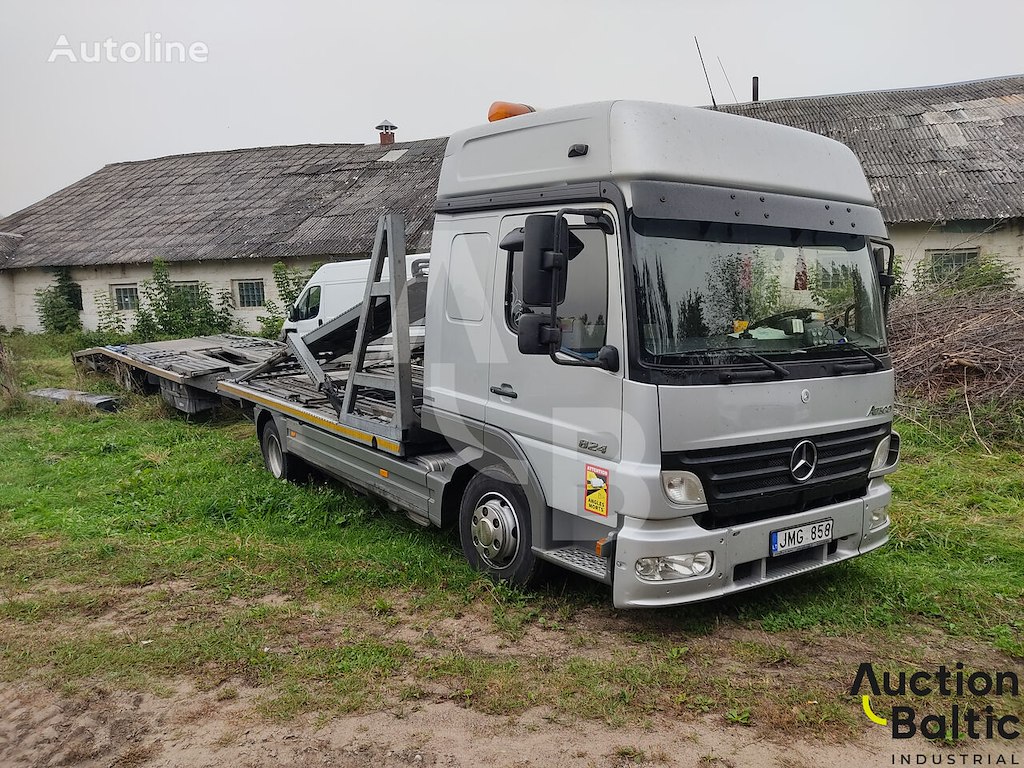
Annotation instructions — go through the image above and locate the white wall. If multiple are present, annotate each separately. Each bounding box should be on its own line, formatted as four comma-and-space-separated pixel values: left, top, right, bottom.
887, 219, 1024, 287
2, 256, 330, 333
0, 271, 14, 331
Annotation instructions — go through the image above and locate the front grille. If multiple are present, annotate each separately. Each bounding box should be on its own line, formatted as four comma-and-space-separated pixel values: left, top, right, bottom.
664, 423, 889, 529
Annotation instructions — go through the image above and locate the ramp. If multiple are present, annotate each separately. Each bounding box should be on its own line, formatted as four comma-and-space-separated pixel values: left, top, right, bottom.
226, 214, 432, 456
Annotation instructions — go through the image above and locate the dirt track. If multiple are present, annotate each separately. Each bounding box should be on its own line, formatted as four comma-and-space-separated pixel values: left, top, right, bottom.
3, 680, 1021, 768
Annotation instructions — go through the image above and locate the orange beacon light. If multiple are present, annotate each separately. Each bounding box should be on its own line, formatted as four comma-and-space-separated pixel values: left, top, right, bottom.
487, 101, 536, 122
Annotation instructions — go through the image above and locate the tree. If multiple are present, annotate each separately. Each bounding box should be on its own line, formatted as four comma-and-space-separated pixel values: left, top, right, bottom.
34, 267, 83, 334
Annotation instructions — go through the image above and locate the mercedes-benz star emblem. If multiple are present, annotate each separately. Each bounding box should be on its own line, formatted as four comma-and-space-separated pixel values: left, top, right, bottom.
790, 439, 818, 483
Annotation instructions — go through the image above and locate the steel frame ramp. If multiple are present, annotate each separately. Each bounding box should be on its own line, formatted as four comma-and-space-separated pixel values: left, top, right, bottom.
231, 213, 427, 456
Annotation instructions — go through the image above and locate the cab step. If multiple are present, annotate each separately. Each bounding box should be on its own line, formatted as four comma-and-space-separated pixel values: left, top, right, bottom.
539, 547, 611, 583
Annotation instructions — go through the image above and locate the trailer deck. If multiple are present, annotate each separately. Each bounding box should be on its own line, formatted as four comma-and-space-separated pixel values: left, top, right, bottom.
73, 334, 286, 413
75, 215, 433, 458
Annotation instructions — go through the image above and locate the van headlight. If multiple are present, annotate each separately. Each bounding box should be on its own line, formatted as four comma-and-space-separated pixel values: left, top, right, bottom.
661, 471, 706, 507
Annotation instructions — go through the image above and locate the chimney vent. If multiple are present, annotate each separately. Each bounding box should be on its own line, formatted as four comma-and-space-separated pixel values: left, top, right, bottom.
752, 76, 759, 103
375, 119, 397, 146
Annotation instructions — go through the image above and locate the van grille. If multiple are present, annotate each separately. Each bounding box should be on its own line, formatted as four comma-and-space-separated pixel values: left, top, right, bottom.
663, 423, 889, 529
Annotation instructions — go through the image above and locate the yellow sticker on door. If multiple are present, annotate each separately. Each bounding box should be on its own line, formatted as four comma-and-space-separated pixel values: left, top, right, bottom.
585, 464, 610, 516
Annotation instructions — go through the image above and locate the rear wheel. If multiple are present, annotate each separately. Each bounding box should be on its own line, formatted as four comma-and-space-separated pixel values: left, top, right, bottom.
260, 419, 305, 482
459, 467, 540, 587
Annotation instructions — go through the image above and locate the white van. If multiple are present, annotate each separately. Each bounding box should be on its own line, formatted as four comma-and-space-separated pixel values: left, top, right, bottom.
283, 255, 429, 337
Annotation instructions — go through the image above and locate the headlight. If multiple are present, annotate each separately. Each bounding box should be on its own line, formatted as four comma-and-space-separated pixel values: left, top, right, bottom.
871, 435, 891, 471
635, 552, 714, 581
661, 471, 706, 506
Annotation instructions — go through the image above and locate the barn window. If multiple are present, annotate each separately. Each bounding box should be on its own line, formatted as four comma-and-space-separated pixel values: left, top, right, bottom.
925, 247, 979, 281
111, 284, 139, 311
172, 281, 202, 302
235, 279, 265, 308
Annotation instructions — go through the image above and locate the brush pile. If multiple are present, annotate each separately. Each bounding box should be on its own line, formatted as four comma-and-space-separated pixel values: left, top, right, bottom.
889, 287, 1024, 406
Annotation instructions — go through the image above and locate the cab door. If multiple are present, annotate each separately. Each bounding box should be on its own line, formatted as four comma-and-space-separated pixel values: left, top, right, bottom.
485, 209, 624, 532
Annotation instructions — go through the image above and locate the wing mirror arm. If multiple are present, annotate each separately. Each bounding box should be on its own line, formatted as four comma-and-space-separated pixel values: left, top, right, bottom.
549, 345, 620, 372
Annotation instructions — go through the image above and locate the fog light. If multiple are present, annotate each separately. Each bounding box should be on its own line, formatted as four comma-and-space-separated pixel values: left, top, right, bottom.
661, 471, 706, 506
869, 509, 888, 530
635, 552, 714, 582
870, 435, 891, 471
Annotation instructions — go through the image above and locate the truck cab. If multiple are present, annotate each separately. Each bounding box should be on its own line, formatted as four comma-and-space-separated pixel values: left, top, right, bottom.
422, 100, 899, 607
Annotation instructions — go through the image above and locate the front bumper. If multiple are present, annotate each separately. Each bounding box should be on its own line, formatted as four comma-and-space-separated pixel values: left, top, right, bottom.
611, 477, 891, 608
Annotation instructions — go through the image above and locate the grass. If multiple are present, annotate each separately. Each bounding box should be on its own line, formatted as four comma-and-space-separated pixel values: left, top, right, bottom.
1, 333, 1023, 739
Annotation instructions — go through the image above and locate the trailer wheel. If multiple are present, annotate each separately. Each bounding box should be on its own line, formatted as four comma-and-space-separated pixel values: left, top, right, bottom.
260, 420, 304, 482
459, 467, 539, 587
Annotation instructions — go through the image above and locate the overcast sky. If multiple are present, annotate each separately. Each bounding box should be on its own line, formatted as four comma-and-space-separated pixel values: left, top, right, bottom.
1, 0, 1022, 217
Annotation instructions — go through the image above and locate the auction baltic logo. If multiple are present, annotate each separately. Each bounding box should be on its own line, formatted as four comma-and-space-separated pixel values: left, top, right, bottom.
851, 662, 1021, 765
47, 34, 208, 63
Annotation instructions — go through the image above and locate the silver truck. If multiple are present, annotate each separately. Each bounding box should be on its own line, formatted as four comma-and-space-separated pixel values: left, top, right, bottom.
78, 100, 900, 608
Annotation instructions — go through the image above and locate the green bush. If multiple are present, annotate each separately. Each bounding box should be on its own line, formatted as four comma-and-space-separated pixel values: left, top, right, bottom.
131, 259, 236, 340
911, 253, 1018, 293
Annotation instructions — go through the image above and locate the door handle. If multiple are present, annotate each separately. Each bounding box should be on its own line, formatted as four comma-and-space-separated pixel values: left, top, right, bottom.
490, 384, 518, 399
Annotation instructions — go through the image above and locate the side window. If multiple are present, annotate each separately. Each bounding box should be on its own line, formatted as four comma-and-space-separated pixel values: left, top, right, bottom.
506, 226, 608, 355
295, 285, 321, 321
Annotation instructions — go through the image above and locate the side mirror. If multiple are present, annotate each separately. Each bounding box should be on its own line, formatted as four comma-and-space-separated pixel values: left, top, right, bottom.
499, 227, 525, 253
873, 247, 886, 275
871, 240, 896, 318
522, 215, 568, 306
287, 305, 298, 322
517, 313, 561, 355
596, 345, 620, 373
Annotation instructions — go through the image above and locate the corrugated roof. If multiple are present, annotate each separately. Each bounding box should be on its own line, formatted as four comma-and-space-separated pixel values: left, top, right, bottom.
0, 138, 446, 269
0, 232, 23, 265
3, 76, 1022, 271
719, 75, 1024, 224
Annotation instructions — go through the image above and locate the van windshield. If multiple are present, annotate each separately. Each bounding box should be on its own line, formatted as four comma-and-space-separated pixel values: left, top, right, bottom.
630, 217, 885, 367
293, 285, 321, 321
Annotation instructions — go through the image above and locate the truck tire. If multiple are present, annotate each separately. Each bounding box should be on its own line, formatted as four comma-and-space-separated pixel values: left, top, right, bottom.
260, 420, 305, 482
459, 467, 540, 587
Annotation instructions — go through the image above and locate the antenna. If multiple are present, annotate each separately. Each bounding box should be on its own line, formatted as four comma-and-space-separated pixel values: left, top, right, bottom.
717, 56, 738, 103
694, 37, 717, 110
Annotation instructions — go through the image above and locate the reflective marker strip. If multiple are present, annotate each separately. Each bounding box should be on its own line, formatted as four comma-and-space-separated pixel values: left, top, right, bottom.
218, 381, 403, 455
376, 437, 401, 454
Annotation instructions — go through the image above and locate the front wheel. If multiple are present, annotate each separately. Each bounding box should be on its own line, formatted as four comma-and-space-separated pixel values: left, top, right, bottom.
459, 467, 540, 587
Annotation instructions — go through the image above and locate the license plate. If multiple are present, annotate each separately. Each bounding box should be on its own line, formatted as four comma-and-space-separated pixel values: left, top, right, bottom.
770, 519, 833, 556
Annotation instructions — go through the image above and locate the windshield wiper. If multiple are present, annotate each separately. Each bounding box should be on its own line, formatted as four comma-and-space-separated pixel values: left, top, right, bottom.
697, 348, 790, 380
820, 338, 884, 371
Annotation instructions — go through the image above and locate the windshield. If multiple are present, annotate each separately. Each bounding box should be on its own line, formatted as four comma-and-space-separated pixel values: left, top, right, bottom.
631, 217, 886, 366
